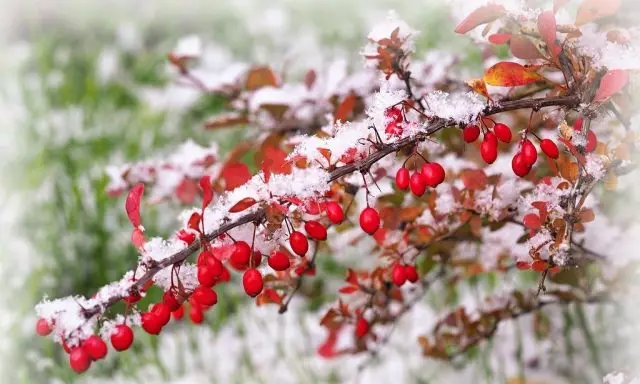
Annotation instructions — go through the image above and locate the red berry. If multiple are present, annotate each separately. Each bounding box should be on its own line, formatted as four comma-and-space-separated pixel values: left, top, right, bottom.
251, 250, 262, 268
355, 317, 369, 338
540, 139, 559, 159
152, 302, 172, 326
141, 312, 162, 335
177, 229, 196, 245
325, 202, 344, 224
172, 305, 184, 320
192, 286, 218, 307
421, 162, 445, 187
493, 123, 512, 143
242, 268, 264, 297
462, 124, 480, 143
204, 254, 223, 277
69, 347, 91, 373
83, 335, 107, 361
268, 251, 291, 271
512, 153, 531, 177
197, 265, 217, 287
219, 265, 231, 282
574, 117, 584, 131
189, 304, 204, 324
304, 220, 327, 241
36, 318, 52, 336
110, 325, 134, 351
385, 121, 403, 136
409, 172, 426, 196
585, 130, 597, 152
162, 291, 181, 312
405, 265, 418, 283
230, 241, 251, 270
289, 231, 309, 256
480, 134, 498, 164
521, 139, 538, 165
395, 167, 410, 190
359, 207, 380, 235
385, 106, 403, 123
62, 340, 73, 354
391, 264, 407, 286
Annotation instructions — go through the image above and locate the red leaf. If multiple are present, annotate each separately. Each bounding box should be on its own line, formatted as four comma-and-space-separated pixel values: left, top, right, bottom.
488, 33, 512, 44
593, 70, 629, 102
515, 261, 531, 270
531, 260, 548, 272
261, 146, 292, 176
345, 268, 359, 285
221, 163, 251, 191
455, 4, 505, 34
523, 213, 542, 230
484, 62, 543, 86
317, 148, 332, 166
199, 175, 213, 210
304, 69, 317, 90
317, 328, 341, 359
334, 91, 357, 122
576, 0, 622, 25
131, 228, 145, 249
538, 11, 561, 58
187, 212, 201, 231
175, 178, 198, 204
229, 197, 257, 213
509, 35, 544, 60
338, 285, 359, 294
125, 183, 145, 227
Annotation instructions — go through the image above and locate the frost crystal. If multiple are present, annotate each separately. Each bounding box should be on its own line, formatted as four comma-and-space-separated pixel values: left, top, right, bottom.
423, 90, 486, 124
173, 35, 203, 58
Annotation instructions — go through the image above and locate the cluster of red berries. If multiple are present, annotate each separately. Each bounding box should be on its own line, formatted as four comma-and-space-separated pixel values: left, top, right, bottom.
462, 122, 512, 164
384, 106, 404, 136
511, 138, 559, 177
395, 161, 446, 197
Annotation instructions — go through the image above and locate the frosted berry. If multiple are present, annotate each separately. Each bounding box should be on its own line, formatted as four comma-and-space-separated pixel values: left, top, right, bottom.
304, 220, 327, 241
162, 291, 181, 312
395, 167, 410, 190
69, 347, 91, 373
268, 251, 290, 271
192, 286, 218, 307
391, 264, 407, 286
243, 268, 264, 297
480, 133, 498, 164
110, 324, 134, 351
585, 130, 597, 152
83, 335, 107, 361
359, 207, 380, 235
462, 124, 480, 143
493, 122, 512, 143
36, 318, 52, 336
197, 265, 217, 287
230, 241, 251, 270
421, 162, 445, 187
152, 302, 172, 326
540, 139, 559, 159
355, 317, 369, 338
409, 172, 426, 197
405, 265, 419, 283
141, 312, 162, 335
512, 153, 531, 177
289, 231, 309, 256
325, 202, 344, 224
521, 139, 538, 165
189, 304, 204, 324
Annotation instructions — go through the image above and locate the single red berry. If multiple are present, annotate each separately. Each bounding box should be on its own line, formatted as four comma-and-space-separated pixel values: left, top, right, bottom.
585, 130, 597, 152
197, 265, 217, 287
268, 251, 290, 271
204, 255, 223, 278
230, 241, 251, 270
141, 312, 163, 335
512, 153, 531, 177
189, 304, 204, 324
152, 302, 172, 326
325, 202, 344, 224
219, 265, 231, 282
480, 134, 498, 164
242, 268, 264, 297
36, 318, 52, 336
289, 231, 309, 256
395, 167, 410, 190
355, 317, 369, 338
192, 286, 218, 307
385, 121, 403, 136
172, 305, 184, 320
62, 340, 73, 354
359, 207, 380, 235
462, 124, 480, 143
421, 162, 445, 187
409, 172, 426, 197
304, 220, 327, 241
521, 139, 538, 165
162, 291, 181, 312
110, 325, 134, 351
404, 265, 418, 283
493, 122, 512, 143
391, 264, 407, 286
69, 347, 91, 373
176, 229, 196, 245
540, 139, 559, 159
251, 250, 262, 268
385, 106, 403, 123
83, 335, 107, 361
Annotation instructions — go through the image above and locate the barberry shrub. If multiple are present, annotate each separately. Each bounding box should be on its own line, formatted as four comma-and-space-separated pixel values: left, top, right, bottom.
34, 1, 638, 379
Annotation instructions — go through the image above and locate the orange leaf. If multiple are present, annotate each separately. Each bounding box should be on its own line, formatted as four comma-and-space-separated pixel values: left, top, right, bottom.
454, 4, 505, 34
338, 285, 359, 294
484, 62, 543, 86
221, 163, 251, 191
538, 11, 562, 58
246, 66, 278, 91
593, 70, 629, 102
460, 169, 488, 190
466, 78, 490, 99
229, 197, 257, 213
334, 91, 357, 122
488, 33, 512, 44
509, 35, 544, 60
515, 261, 531, 270
578, 208, 595, 223
531, 260, 548, 272
576, 0, 622, 25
